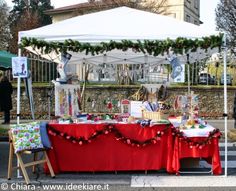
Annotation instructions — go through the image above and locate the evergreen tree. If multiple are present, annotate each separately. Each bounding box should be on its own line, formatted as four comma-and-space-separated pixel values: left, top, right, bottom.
216, 0, 236, 51
0, 0, 10, 50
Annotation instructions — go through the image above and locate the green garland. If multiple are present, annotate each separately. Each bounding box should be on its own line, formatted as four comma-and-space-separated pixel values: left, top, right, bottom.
20, 34, 223, 56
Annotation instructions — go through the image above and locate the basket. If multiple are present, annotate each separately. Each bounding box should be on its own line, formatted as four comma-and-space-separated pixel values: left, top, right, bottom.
142, 111, 169, 121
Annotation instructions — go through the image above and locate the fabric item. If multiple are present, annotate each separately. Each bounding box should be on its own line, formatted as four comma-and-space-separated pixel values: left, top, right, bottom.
45, 123, 222, 175
40, 122, 52, 149
54, 84, 80, 117
169, 57, 183, 79
11, 122, 44, 153
46, 123, 174, 174
172, 136, 222, 175
0, 78, 13, 111
169, 117, 215, 137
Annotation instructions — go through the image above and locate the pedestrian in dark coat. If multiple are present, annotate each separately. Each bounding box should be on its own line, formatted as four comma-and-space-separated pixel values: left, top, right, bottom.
0, 75, 13, 124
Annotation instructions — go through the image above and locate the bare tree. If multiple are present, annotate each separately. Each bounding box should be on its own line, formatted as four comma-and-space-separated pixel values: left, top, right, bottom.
8, 0, 53, 53
0, 0, 10, 50
83, 0, 168, 14
9, 9, 40, 53
139, 0, 168, 14
216, 0, 236, 51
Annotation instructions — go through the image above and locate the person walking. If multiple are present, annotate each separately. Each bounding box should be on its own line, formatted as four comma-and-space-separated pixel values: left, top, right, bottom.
0, 75, 13, 124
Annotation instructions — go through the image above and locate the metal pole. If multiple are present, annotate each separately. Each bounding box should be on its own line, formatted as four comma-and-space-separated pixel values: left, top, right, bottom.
17, 49, 21, 125
144, 55, 148, 83
187, 54, 190, 94
223, 33, 228, 177
17, 48, 22, 178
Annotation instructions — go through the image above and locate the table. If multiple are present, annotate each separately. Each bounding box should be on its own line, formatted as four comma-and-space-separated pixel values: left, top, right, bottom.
46, 123, 174, 173
169, 118, 222, 175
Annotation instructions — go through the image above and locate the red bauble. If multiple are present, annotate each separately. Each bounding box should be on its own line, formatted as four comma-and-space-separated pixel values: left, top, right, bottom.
126, 139, 131, 144
107, 102, 112, 109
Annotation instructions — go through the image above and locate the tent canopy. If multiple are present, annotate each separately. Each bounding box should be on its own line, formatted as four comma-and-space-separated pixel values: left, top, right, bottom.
0, 50, 17, 70
19, 6, 219, 43
18, 7, 221, 66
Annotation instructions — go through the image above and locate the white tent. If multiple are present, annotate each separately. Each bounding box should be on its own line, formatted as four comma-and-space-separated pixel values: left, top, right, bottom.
17, 6, 228, 175
19, 6, 218, 42
19, 6, 219, 65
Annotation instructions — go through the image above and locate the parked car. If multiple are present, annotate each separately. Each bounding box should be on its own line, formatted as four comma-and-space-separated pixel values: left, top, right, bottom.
198, 73, 216, 85
220, 74, 233, 85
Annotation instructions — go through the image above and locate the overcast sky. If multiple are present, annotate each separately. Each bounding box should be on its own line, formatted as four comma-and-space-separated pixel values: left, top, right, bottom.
5, 0, 220, 31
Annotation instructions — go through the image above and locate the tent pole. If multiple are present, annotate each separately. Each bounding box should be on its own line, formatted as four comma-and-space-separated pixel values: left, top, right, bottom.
187, 54, 190, 94
17, 49, 21, 125
17, 48, 22, 178
187, 64, 190, 94
81, 61, 86, 112
223, 32, 228, 177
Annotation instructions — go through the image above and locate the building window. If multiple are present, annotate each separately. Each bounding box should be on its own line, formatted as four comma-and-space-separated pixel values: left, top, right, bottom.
186, 14, 191, 22
168, 13, 176, 18
194, 0, 198, 9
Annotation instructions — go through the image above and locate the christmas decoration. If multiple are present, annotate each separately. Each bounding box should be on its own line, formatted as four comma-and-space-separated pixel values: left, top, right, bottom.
20, 35, 222, 57
172, 128, 221, 148
47, 123, 171, 147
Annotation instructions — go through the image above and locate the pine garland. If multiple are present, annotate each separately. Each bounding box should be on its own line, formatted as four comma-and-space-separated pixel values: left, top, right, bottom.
47, 123, 171, 147
172, 128, 221, 148
20, 34, 223, 56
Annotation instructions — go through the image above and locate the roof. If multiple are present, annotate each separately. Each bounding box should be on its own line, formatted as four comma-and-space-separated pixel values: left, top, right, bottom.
45, 1, 132, 15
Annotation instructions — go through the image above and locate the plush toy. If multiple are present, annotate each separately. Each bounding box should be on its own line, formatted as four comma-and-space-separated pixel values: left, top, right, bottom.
167, 55, 183, 79
56, 52, 72, 83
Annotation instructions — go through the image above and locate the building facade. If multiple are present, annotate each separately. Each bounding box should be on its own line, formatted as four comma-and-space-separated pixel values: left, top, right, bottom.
169, 0, 200, 25
46, 0, 201, 25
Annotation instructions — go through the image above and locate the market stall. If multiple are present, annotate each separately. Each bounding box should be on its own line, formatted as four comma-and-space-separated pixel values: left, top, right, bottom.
17, 6, 227, 175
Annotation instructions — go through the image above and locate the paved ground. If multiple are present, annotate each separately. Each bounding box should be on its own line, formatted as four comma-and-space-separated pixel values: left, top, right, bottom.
0, 119, 236, 190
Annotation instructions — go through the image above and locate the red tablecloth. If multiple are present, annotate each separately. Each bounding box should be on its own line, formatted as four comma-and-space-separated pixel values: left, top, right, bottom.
172, 136, 222, 175
46, 123, 174, 173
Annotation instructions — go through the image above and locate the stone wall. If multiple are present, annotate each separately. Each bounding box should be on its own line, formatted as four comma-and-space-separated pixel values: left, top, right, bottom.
2, 85, 236, 120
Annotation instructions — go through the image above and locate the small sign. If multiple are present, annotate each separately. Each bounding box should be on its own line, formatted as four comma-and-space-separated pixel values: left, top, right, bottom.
12, 57, 28, 78
130, 101, 143, 118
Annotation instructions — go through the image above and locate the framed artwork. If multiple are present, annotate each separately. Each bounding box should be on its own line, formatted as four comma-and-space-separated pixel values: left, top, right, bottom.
12, 57, 28, 78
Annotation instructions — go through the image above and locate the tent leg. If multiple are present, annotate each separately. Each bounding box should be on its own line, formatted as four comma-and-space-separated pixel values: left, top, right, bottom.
17, 48, 22, 178
223, 32, 228, 177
